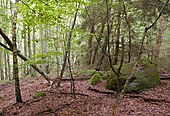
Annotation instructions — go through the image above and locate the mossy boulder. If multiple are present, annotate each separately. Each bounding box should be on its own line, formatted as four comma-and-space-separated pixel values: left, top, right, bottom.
106, 58, 160, 93
88, 72, 102, 85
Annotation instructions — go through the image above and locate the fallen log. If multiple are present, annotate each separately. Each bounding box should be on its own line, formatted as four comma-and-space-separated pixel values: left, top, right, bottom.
160, 77, 170, 80
127, 94, 170, 103
87, 87, 116, 95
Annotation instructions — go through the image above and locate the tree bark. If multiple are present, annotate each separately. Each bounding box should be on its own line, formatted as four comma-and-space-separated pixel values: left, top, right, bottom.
87, 24, 95, 65
32, 26, 36, 76
154, 14, 164, 59
92, 19, 106, 65
23, 21, 27, 75
12, 0, 22, 103
114, 2, 121, 65
27, 25, 32, 74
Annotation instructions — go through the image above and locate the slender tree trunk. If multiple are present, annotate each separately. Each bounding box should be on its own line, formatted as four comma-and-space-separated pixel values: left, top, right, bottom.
52, 4, 79, 89
87, 24, 95, 65
27, 25, 32, 74
122, 1, 132, 63
7, 53, 11, 80
12, 0, 22, 103
154, 14, 164, 59
0, 46, 4, 80
23, 23, 27, 75
40, 25, 49, 73
114, 3, 121, 65
92, 20, 106, 65
4, 52, 7, 80
98, 37, 108, 66
32, 26, 36, 76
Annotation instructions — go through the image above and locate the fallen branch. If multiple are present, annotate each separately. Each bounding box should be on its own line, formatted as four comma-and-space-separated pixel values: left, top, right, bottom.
36, 101, 73, 115
127, 94, 170, 103
60, 92, 89, 96
61, 77, 91, 82
160, 77, 170, 80
88, 87, 116, 95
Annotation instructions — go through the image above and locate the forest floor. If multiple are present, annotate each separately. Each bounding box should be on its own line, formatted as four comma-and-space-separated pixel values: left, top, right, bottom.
0, 75, 170, 116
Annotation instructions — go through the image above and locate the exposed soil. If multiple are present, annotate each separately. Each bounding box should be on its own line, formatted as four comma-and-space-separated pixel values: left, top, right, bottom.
0, 75, 169, 116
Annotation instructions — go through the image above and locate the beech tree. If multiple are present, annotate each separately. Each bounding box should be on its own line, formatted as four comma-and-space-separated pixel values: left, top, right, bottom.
12, 0, 22, 103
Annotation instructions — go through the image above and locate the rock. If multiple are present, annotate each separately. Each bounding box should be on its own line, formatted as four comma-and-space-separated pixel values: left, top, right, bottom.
106, 58, 160, 93
88, 72, 102, 85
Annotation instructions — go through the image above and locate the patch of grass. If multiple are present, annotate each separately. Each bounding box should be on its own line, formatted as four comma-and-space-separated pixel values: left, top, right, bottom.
33, 91, 46, 98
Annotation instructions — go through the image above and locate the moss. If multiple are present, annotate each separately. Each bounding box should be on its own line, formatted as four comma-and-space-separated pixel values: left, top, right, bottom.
33, 91, 46, 98
106, 75, 126, 90
106, 58, 160, 93
88, 73, 102, 85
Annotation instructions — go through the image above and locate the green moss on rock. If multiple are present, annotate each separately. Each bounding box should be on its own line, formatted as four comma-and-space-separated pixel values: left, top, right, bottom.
88, 72, 102, 85
106, 58, 160, 93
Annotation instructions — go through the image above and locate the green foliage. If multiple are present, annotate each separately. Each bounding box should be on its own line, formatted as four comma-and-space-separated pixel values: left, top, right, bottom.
79, 69, 98, 76
33, 91, 46, 98
88, 72, 102, 85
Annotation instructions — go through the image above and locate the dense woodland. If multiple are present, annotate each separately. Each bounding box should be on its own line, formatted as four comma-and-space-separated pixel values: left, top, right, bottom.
0, 0, 170, 115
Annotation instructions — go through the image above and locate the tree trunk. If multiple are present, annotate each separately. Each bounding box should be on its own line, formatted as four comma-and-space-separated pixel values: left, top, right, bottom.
32, 26, 36, 76
0, 45, 4, 80
23, 22, 27, 75
114, 6, 121, 65
7, 53, 11, 80
27, 25, 32, 74
40, 25, 49, 73
87, 24, 95, 65
12, 0, 22, 103
92, 20, 106, 65
154, 14, 164, 59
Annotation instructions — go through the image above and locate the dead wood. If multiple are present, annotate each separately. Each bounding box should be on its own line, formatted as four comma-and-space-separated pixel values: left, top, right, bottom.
88, 87, 116, 95
36, 102, 73, 115
61, 77, 91, 82
60, 92, 89, 96
127, 94, 170, 103
160, 77, 170, 80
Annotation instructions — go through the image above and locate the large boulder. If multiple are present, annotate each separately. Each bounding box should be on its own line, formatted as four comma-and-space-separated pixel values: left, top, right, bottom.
106, 58, 160, 93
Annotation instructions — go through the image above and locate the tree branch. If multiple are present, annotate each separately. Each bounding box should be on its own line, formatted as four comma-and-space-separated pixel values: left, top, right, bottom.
0, 28, 50, 84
